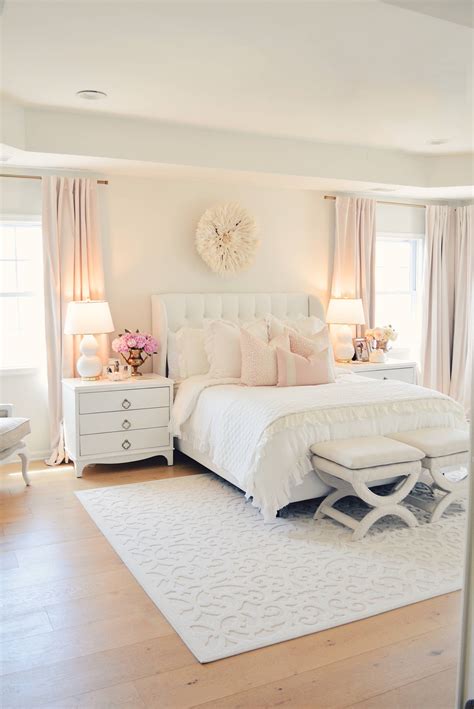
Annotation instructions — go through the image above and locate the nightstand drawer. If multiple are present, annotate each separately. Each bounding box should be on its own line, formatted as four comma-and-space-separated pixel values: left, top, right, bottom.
80, 427, 170, 456
363, 368, 415, 384
79, 387, 169, 414
79, 408, 169, 435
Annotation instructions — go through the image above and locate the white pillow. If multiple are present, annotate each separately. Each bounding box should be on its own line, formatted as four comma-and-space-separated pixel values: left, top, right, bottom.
204, 318, 268, 378
167, 327, 209, 381
268, 314, 326, 339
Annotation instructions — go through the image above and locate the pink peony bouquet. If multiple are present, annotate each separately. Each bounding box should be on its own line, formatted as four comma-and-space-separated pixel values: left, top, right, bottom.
111, 330, 158, 376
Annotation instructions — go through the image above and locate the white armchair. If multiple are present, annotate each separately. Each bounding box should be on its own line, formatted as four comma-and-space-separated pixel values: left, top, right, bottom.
0, 404, 31, 485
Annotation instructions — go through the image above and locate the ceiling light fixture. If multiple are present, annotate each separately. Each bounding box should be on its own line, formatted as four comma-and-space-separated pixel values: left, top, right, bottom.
372, 187, 397, 192
76, 90, 107, 100
427, 138, 450, 146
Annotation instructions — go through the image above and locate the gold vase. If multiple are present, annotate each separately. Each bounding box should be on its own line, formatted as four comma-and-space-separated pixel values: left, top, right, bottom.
122, 348, 146, 376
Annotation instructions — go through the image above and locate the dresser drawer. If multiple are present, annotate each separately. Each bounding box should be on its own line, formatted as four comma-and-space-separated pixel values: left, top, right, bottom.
80, 427, 170, 456
79, 408, 169, 435
79, 387, 169, 414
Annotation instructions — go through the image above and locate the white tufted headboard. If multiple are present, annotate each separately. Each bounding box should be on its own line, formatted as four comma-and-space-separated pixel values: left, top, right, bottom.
151, 292, 326, 376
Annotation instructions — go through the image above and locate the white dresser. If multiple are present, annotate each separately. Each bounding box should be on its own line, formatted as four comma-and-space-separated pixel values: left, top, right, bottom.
62, 374, 173, 478
336, 359, 418, 384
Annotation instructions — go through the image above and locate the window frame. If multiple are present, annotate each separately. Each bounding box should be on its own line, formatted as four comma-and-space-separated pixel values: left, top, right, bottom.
0, 214, 43, 375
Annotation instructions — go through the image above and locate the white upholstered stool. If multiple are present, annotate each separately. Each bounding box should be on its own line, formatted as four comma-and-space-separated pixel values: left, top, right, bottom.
311, 436, 424, 540
0, 404, 31, 486
387, 428, 469, 523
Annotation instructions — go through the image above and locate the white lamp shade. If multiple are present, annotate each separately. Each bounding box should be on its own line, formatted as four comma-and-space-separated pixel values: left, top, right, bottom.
64, 300, 114, 335
326, 298, 366, 325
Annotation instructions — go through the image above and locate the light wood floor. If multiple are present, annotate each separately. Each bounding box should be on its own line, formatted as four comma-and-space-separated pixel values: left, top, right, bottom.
0, 455, 461, 709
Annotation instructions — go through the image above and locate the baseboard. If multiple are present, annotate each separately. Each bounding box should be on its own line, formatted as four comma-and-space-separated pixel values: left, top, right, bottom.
0, 449, 51, 466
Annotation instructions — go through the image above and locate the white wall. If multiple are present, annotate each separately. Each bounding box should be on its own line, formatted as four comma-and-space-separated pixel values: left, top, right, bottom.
0, 177, 50, 459
101, 176, 334, 340
376, 202, 425, 234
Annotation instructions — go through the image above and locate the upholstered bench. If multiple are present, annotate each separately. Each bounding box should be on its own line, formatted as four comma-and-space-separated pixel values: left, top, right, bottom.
0, 404, 31, 485
311, 436, 424, 540
387, 428, 469, 522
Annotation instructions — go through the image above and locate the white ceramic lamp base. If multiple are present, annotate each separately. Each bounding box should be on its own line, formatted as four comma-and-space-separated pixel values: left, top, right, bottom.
333, 324, 355, 363
77, 334, 102, 380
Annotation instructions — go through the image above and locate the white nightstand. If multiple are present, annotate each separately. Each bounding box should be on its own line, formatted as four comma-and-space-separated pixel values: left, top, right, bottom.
336, 359, 418, 384
62, 373, 173, 478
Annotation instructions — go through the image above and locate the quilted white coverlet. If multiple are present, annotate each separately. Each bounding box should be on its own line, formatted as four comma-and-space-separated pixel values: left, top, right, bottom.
172, 374, 465, 520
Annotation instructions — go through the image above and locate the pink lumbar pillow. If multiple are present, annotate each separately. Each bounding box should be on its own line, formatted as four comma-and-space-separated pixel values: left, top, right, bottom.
241, 329, 290, 386
277, 329, 336, 386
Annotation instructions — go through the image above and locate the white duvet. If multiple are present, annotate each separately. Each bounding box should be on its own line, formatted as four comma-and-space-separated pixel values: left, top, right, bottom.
171, 373, 466, 520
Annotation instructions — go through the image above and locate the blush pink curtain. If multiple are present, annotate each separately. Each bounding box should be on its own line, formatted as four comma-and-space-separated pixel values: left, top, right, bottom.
42, 177, 108, 465
331, 196, 376, 334
421, 204, 473, 414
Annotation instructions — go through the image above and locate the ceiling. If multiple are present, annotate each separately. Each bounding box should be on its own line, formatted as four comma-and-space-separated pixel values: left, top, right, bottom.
382, 1, 474, 28
1, 0, 473, 155
3, 148, 473, 200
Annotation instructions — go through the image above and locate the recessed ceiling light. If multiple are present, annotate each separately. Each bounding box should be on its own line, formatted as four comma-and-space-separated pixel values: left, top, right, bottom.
372, 187, 397, 192
76, 90, 107, 100
427, 138, 450, 146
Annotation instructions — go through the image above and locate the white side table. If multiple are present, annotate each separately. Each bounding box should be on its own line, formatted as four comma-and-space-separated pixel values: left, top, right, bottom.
62, 373, 173, 478
335, 359, 417, 384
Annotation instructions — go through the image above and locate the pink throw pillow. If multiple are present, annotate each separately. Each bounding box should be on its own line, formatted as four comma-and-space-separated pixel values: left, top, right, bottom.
241, 329, 290, 386
277, 329, 336, 386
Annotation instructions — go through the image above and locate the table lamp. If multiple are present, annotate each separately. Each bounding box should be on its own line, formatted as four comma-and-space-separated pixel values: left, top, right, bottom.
326, 297, 366, 362
64, 300, 115, 380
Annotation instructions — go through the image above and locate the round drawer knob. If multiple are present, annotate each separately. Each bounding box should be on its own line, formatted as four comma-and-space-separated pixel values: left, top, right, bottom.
121, 398, 131, 410
122, 439, 131, 450
383, 376, 388, 380
122, 419, 131, 430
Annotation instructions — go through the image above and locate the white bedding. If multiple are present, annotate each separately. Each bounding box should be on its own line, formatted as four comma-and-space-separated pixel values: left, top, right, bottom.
171, 374, 466, 520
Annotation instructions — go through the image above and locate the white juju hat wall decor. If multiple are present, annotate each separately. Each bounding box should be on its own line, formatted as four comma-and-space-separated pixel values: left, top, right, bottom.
195, 202, 259, 275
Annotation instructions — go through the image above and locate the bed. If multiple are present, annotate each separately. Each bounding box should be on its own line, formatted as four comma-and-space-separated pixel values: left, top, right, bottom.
151, 292, 466, 520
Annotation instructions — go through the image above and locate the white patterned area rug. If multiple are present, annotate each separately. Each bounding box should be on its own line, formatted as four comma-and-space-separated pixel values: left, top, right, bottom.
76, 474, 465, 663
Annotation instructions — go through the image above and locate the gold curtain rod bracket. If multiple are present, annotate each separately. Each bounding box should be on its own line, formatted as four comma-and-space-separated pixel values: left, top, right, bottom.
0, 173, 108, 185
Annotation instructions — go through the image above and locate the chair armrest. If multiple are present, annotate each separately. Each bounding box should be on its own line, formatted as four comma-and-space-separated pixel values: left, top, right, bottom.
0, 404, 13, 418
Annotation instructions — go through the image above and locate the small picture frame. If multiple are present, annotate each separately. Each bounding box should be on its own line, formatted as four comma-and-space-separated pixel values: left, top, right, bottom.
353, 337, 370, 362
104, 361, 131, 380
108, 357, 121, 372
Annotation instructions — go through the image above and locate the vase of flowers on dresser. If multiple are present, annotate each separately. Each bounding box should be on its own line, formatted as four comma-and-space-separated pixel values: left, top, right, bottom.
111, 330, 158, 376
365, 325, 397, 363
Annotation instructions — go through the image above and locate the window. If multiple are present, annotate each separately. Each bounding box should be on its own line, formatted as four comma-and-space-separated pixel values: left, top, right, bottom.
375, 233, 424, 362
0, 219, 45, 371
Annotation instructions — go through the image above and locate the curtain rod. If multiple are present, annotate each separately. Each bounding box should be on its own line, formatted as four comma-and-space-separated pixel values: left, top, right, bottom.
0, 173, 108, 185
324, 195, 425, 209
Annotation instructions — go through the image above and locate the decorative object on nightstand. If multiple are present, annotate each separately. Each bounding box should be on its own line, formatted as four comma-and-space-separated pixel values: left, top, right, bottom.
62, 373, 174, 478
111, 330, 158, 376
353, 337, 370, 362
365, 325, 398, 364
326, 298, 366, 363
64, 300, 115, 380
